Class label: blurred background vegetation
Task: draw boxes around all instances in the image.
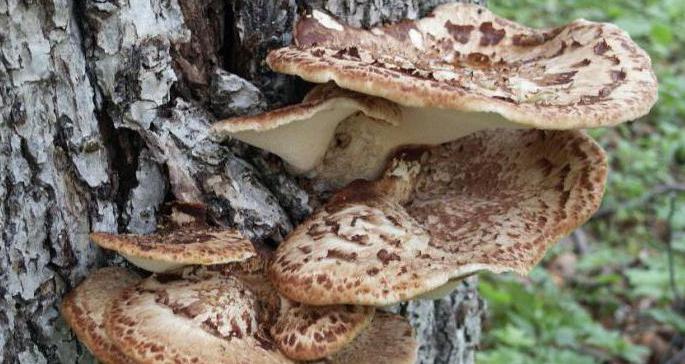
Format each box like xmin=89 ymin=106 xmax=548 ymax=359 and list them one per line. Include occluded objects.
xmin=479 ymin=1 xmax=685 ymax=363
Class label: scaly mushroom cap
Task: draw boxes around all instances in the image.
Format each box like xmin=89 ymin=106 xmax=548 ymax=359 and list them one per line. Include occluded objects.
xmin=268 ymin=3 xmax=657 ymax=129
xmin=91 ymin=227 xmax=256 ymax=273
xmin=116 ymin=260 xmax=374 ymax=361
xmin=269 ymin=129 xmax=607 ymax=305
xmin=326 ymin=312 xmax=418 ymax=364
xmin=215 ymin=260 xmax=375 ymax=360
xmin=211 ymin=83 xmax=401 ymax=173
xmin=271 ymin=300 xmax=373 ymax=361
xmin=106 ymin=274 xmax=294 ymax=364
xmin=60 ymin=267 xmax=140 ymax=364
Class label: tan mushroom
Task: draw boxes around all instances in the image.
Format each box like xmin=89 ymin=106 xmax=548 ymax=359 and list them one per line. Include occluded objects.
xmin=92 ymin=201 xmax=256 ymax=273
xmin=211 ymin=83 xmax=401 ymax=174
xmin=60 ymin=267 xmax=140 ymax=364
xmin=106 ymin=259 xmax=374 ymax=362
xmin=269 ymin=4 xmax=657 ymax=127
xmin=255 ymin=3 xmax=656 ymax=185
xmin=326 ymin=311 xmax=418 ymax=364
xmin=197 ymin=260 xmax=376 ymax=361
xmin=271 ymin=300 xmax=373 ymax=360
xmin=91 ymin=227 xmax=256 ymax=273
xmin=269 ymin=129 xmax=608 ymax=305
xmin=106 ymin=274 xmax=294 ymax=364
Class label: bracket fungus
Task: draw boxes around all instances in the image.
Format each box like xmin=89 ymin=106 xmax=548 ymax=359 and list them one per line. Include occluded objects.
xmin=269 ymin=129 xmax=608 ymax=305
xmin=91 ymin=228 xmax=256 ymax=273
xmin=211 ymin=83 xmax=401 ymax=174
xmin=61 ymin=258 xmax=394 ymax=363
xmin=63 ymin=3 xmax=659 ymax=363
xmin=60 ymin=267 xmax=141 ymax=364
xmin=91 ymin=202 xmax=256 ymax=273
xmin=211 ymin=3 xmax=655 ymax=185
xmin=269 ymin=4 xmax=657 ymax=127
xmin=106 ymin=274 xmax=295 ymax=363
xmin=191 ymin=261 xmax=376 ymax=361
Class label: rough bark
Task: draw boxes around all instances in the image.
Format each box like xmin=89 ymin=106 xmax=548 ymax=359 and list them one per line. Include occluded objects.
xmin=0 ymin=0 xmax=484 ymax=363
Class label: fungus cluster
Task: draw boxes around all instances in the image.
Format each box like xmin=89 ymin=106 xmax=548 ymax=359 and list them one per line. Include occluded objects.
xmin=63 ymin=3 xmax=656 ymax=363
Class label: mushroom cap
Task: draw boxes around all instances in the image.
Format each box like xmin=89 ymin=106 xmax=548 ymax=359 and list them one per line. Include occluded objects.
xmin=210 ymin=83 xmax=401 ymax=173
xmin=208 ymin=261 xmax=376 ymax=360
xmin=327 ymin=311 xmax=418 ymax=364
xmin=268 ymin=3 xmax=657 ymax=129
xmin=106 ymin=274 xmax=294 ymax=364
xmin=90 ymin=227 xmax=256 ymax=273
xmin=60 ymin=267 xmax=140 ymax=364
xmin=269 ymin=129 xmax=607 ymax=305
xmin=110 ymin=260 xmax=374 ymax=362
xmin=271 ymin=300 xmax=374 ymax=361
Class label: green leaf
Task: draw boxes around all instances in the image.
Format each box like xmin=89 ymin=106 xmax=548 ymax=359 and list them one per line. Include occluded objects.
xmin=650 ymin=23 xmax=673 ymax=46
xmin=646 ymin=308 xmax=685 ymax=332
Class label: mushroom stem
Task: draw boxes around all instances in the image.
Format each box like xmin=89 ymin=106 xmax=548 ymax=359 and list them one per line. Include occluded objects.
xmin=317 ymin=106 xmax=523 ymax=186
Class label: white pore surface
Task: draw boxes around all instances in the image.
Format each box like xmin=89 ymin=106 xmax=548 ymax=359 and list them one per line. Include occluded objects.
xmin=123 ymin=254 xmax=185 ymax=273
xmin=230 ymin=107 xmax=357 ymax=173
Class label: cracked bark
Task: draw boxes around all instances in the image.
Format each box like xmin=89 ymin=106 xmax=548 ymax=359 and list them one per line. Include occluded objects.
xmin=0 ymin=0 xmax=485 ymax=363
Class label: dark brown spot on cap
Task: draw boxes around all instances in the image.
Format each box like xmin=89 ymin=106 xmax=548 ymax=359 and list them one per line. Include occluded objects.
xmin=479 ymin=22 xmax=505 ymax=46
xmin=594 ymin=39 xmax=611 ymax=55
xmin=445 ymin=22 xmax=474 ymax=44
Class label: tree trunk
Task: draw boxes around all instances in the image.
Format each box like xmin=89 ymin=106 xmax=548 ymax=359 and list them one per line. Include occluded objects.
xmin=0 ymin=0 xmax=485 ymax=363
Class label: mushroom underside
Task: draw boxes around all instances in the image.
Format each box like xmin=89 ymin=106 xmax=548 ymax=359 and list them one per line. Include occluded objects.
xmin=317 ymin=106 xmax=521 ymax=186
xmin=211 ymin=83 xmax=401 ymax=174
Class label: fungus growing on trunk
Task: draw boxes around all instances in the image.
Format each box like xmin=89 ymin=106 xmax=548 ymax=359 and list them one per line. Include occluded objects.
xmin=211 ymin=83 xmax=400 ymax=174
xmin=269 ymin=129 xmax=608 ymax=305
xmin=106 ymin=274 xmax=295 ymax=364
xmin=90 ymin=203 xmax=256 ymax=272
xmin=90 ymin=228 xmax=256 ymax=273
xmin=60 ymin=267 xmax=141 ymax=364
xmin=211 ymin=3 xmax=655 ymax=185
xmin=270 ymin=4 xmax=656 ymax=127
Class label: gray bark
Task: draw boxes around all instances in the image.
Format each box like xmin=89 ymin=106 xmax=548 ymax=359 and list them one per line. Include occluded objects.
xmin=0 ymin=0 xmax=484 ymax=363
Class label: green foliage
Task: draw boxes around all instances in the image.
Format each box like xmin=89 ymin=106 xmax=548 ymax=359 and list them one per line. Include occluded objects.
xmin=478 ymin=272 xmax=649 ymax=364
xmin=481 ymin=1 xmax=685 ymax=362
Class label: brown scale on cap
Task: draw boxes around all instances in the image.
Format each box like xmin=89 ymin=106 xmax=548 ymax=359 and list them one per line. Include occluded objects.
xmin=269 ymin=129 xmax=607 ymax=305
xmin=60 ymin=267 xmax=140 ymax=364
xmin=184 ymin=258 xmax=375 ymax=361
xmin=268 ymin=3 xmax=657 ymax=129
xmin=219 ymin=260 xmax=375 ymax=361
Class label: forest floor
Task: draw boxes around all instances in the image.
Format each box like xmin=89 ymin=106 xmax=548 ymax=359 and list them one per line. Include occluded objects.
xmin=479 ymin=1 xmax=685 ymax=363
